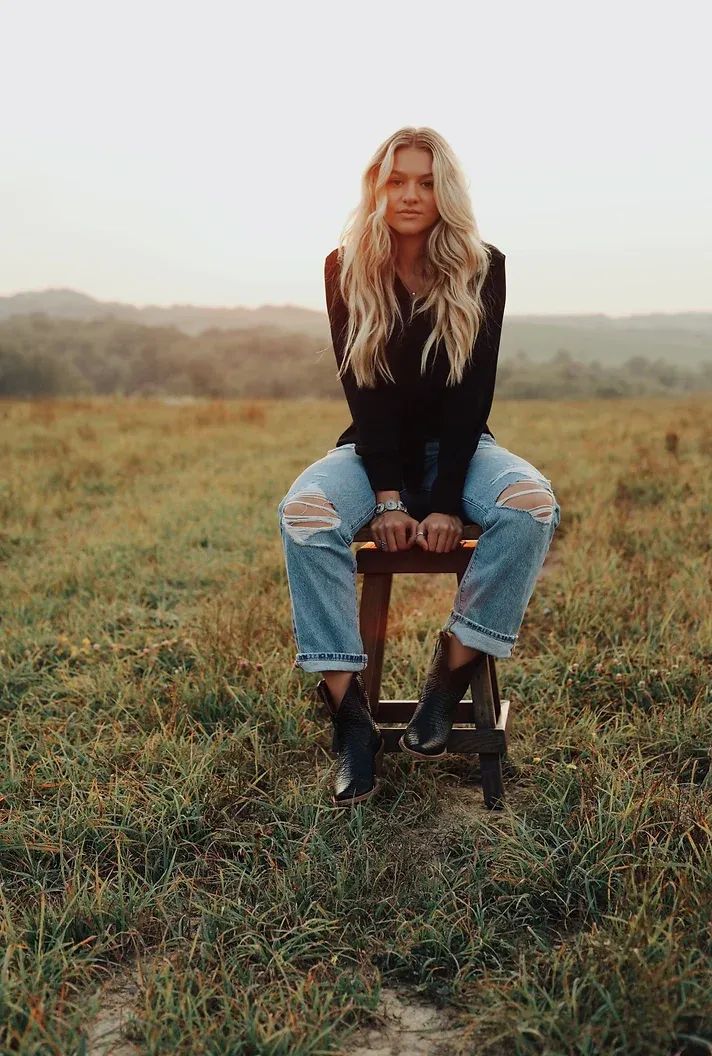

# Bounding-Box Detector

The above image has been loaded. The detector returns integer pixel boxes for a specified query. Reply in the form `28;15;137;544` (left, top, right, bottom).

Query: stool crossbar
353;524;511;809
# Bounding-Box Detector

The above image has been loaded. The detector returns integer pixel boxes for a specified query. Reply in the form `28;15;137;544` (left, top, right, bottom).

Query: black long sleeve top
324;243;507;520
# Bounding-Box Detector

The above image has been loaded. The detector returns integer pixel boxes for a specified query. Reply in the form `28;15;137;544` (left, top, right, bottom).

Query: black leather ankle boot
315;673;386;807
399;631;485;759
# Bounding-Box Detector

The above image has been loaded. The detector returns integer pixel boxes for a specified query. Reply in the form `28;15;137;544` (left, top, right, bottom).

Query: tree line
1;313;710;400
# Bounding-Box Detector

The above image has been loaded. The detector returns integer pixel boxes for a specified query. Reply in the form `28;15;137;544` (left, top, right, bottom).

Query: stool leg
454;566;505;810
358;572;392;717
469;659;505;810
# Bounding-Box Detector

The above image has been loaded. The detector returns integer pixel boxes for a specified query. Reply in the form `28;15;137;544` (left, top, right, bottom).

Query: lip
399;211;422;217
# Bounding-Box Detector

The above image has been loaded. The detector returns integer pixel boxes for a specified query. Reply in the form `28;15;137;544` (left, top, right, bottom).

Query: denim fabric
277;436;561;671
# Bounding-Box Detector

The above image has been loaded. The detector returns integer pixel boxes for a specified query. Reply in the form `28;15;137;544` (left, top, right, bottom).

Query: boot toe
333;780;375;804
401;725;447;756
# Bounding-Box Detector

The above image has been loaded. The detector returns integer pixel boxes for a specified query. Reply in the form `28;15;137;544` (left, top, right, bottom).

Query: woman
278;127;560;808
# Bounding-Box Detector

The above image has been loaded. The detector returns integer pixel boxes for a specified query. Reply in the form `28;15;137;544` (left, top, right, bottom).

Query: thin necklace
397;271;420;298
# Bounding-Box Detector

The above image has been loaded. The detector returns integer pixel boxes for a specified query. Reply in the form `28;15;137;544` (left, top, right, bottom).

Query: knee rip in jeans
495;480;556;525
281;486;341;543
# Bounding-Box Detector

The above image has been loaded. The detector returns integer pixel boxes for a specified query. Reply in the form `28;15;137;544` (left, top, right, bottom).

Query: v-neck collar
394;270;410;294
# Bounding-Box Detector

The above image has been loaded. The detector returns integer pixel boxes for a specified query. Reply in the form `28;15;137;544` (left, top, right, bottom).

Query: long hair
333;126;494;389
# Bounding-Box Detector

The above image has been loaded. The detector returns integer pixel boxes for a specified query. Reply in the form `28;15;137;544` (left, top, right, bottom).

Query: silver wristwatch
373;499;409;516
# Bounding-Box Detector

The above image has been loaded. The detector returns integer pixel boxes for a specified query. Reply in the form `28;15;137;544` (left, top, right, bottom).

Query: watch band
374;499;409;516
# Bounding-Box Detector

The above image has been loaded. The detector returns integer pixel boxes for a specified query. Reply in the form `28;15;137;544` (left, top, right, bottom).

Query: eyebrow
391;169;433;177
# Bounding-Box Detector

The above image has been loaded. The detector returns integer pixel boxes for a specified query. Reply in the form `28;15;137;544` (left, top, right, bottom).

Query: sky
1;0;709;316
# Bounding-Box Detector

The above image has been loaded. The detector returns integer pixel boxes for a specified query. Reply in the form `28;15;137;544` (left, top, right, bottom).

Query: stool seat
352;521;510;809
353;524;483;542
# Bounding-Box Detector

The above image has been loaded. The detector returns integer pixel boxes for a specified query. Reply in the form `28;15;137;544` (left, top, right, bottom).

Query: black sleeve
430;250;507;517
324;249;404;492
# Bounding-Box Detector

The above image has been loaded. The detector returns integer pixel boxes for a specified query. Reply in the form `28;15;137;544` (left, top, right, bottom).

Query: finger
395;523;408;551
385;525;398;552
434;526;449;554
429;526;442;553
414;522;428;549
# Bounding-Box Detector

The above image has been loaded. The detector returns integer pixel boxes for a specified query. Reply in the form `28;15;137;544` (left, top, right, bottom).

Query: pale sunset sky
1;0;709;315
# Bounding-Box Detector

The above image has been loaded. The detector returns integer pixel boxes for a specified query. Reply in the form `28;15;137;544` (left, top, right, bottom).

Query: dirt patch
431;778;526;836
438;782;505;824
84;962;142;1056
344;984;461;1055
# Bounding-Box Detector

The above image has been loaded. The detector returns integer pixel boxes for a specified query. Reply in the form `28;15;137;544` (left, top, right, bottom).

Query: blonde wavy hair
332;126;495;389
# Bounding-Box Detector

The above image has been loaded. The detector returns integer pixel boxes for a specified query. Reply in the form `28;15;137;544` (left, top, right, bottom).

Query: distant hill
0;288;328;340
0;287;710;368
499;314;712;368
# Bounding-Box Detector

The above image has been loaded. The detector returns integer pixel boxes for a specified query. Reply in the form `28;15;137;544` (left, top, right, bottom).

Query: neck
394;231;428;272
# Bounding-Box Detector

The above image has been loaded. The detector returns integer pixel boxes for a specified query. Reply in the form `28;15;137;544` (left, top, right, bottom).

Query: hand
370;510;419;552
414;512;464;553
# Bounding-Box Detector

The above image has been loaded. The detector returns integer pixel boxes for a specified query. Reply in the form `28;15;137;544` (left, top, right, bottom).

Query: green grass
0;394;710;1055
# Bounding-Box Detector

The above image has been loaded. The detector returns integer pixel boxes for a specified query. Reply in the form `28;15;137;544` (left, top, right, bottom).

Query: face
383;146;440;237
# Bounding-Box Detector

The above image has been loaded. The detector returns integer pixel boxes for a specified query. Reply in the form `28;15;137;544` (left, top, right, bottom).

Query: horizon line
1;285;711;320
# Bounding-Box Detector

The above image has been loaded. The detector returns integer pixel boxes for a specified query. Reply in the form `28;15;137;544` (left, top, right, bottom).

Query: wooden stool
353;524;511;809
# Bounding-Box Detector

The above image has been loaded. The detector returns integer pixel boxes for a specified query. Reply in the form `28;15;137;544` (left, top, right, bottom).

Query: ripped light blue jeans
277;436;561;671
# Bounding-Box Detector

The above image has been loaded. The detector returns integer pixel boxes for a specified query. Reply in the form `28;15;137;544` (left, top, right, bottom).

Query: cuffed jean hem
443;612;517;659
294;652;368;673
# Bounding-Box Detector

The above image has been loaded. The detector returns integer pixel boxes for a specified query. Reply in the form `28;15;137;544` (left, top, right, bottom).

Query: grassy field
0;394;710;1056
